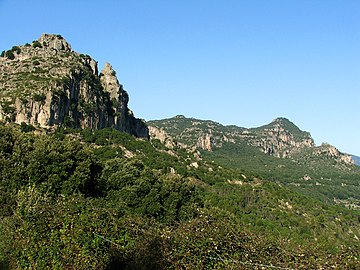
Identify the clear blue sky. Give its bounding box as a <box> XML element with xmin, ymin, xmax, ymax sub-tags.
<box><xmin>1</xmin><ymin>0</ymin><xmax>359</xmax><ymax>155</ymax></box>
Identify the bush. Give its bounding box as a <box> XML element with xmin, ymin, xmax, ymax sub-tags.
<box><xmin>5</xmin><ymin>50</ymin><xmax>15</xmax><ymax>60</ymax></box>
<box><xmin>11</xmin><ymin>46</ymin><xmax>21</xmax><ymax>54</ymax></box>
<box><xmin>0</xmin><ymin>51</ymin><xmax>4</xmax><ymax>57</ymax></box>
<box><xmin>32</xmin><ymin>41</ymin><xmax>42</xmax><ymax>48</ymax></box>
<box><xmin>33</xmin><ymin>93</ymin><xmax>46</xmax><ymax>103</ymax></box>
<box><xmin>1</xmin><ymin>101</ymin><xmax>15</xmax><ymax>114</ymax></box>
<box><xmin>20</xmin><ymin>122</ymin><xmax>35</xmax><ymax>133</ymax></box>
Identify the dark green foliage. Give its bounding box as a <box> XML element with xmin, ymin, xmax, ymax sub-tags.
<box><xmin>0</xmin><ymin>125</ymin><xmax>102</xmax><ymax>196</ymax></box>
<box><xmin>2</xmin><ymin>46</ymin><xmax>21</xmax><ymax>60</ymax></box>
<box><xmin>5</xmin><ymin>50</ymin><xmax>14</xmax><ymax>60</ymax></box>
<box><xmin>0</xmin><ymin>123</ymin><xmax>359</xmax><ymax>269</ymax></box>
<box><xmin>1</xmin><ymin>191</ymin><xmax>135</xmax><ymax>269</ymax></box>
<box><xmin>102</xmin><ymin>158</ymin><xmax>201</xmax><ymax>222</ymax></box>
<box><xmin>32</xmin><ymin>93</ymin><xmax>46</xmax><ymax>103</ymax></box>
<box><xmin>0</xmin><ymin>101</ymin><xmax>15</xmax><ymax>114</ymax></box>
<box><xmin>32</xmin><ymin>40</ymin><xmax>43</xmax><ymax>48</ymax></box>
<box><xmin>11</xmin><ymin>46</ymin><xmax>21</xmax><ymax>54</ymax></box>
<box><xmin>63</xmin><ymin>115</ymin><xmax>76</xmax><ymax>128</ymax></box>
<box><xmin>20</xmin><ymin>122</ymin><xmax>35</xmax><ymax>133</ymax></box>
<box><xmin>32</xmin><ymin>60</ymin><xmax>40</xmax><ymax>65</ymax></box>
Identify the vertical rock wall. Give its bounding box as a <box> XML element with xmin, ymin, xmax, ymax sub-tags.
<box><xmin>0</xmin><ymin>34</ymin><xmax>149</xmax><ymax>139</ymax></box>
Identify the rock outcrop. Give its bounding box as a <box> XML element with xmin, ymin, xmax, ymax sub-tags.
<box><xmin>244</xmin><ymin>118</ymin><xmax>315</xmax><ymax>158</ymax></box>
<box><xmin>148</xmin><ymin>116</ymin><xmax>354</xmax><ymax>165</ymax></box>
<box><xmin>0</xmin><ymin>33</ymin><xmax>148</xmax><ymax>139</ymax></box>
<box><xmin>148</xmin><ymin>126</ymin><xmax>177</xmax><ymax>148</ymax></box>
<box><xmin>315</xmin><ymin>143</ymin><xmax>354</xmax><ymax>165</ymax></box>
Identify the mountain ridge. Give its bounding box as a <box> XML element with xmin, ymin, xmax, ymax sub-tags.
<box><xmin>0</xmin><ymin>33</ymin><xmax>148</xmax><ymax>138</ymax></box>
<box><xmin>148</xmin><ymin>115</ymin><xmax>353</xmax><ymax>164</ymax></box>
<box><xmin>148</xmin><ymin>115</ymin><xmax>359</xmax><ymax>209</ymax></box>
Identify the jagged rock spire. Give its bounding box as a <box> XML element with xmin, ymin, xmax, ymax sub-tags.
<box><xmin>100</xmin><ymin>63</ymin><xmax>121</xmax><ymax>100</ymax></box>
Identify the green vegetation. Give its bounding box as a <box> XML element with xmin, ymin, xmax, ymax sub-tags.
<box><xmin>32</xmin><ymin>40</ymin><xmax>43</xmax><ymax>48</ymax></box>
<box><xmin>149</xmin><ymin>116</ymin><xmax>360</xmax><ymax>208</ymax></box>
<box><xmin>32</xmin><ymin>93</ymin><xmax>46</xmax><ymax>103</ymax></box>
<box><xmin>2</xmin><ymin>46</ymin><xmax>22</xmax><ymax>60</ymax></box>
<box><xmin>0</xmin><ymin>123</ymin><xmax>359</xmax><ymax>269</ymax></box>
<box><xmin>20</xmin><ymin>122</ymin><xmax>35</xmax><ymax>132</ymax></box>
<box><xmin>11</xmin><ymin>46</ymin><xmax>21</xmax><ymax>54</ymax></box>
<box><xmin>5</xmin><ymin>50</ymin><xmax>15</xmax><ymax>60</ymax></box>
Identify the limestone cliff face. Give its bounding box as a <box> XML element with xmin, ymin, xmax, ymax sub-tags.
<box><xmin>315</xmin><ymin>143</ymin><xmax>354</xmax><ymax>165</ymax></box>
<box><xmin>148</xmin><ymin>126</ymin><xmax>179</xmax><ymax>148</ymax></box>
<box><xmin>148</xmin><ymin>116</ymin><xmax>315</xmax><ymax>156</ymax></box>
<box><xmin>0</xmin><ymin>33</ymin><xmax>148</xmax><ymax>139</ymax></box>
<box><xmin>148</xmin><ymin>116</ymin><xmax>354</xmax><ymax>165</ymax></box>
<box><xmin>244</xmin><ymin>118</ymin><xmax>315</xmax><ymax>158</ymax></box>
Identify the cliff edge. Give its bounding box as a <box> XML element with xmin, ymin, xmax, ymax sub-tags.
<box><xmin>0</xmin><ymin>33</ymin><xmax>148</xmax><ymax>139</ymax></box>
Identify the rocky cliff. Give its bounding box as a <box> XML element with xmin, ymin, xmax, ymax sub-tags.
<box><xmin>148</xmin><ymin>116</ymin><xmax>354</xmax><ymax>165</ymax></box>
<box><xmin>0</xmin><ymin>33</ymin><xmax>148</xmax><ymax>138</ymax></box>
<box><xmin>244</xmin><ymin>118</ymin><xmax>315</xmax><ymax>158</ymax></box>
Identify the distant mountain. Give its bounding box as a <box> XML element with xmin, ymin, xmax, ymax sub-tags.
<box><xmin>352</xmin><ymin>155</ymin><xmax>360</xmax><ymax>166</ymax></box>
<box><xmin>148</xmin><ymin>115</ymin><xmax>360</xmax><ymax>208</ymax></box>
<box><xmin>148</xmin><ymin>115</ymin><xmax>352</xmax><ymax>163</ymax></box>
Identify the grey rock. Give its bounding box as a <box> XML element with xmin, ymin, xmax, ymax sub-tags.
<box><xmin>0</xmin><ymin>34</ymin><xmax>149</xmax><ymax>139</ymax></box>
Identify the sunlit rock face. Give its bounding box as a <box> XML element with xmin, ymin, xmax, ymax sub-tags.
<box><xmin>0</xmin><ymin>34</ymin><xmax>148</xmax><ymax>139</ymax></box>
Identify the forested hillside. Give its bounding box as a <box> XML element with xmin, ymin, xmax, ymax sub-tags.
<box><xmin>0</xmin><ymin>122</ymin><xmax>359</xmax><ymax>269</ymax></box>
<box><xmin>149</xmin><ymin>116</ymin><xmax>360</xmax><ymax>210</ymax></box>
<box><xmin>1</xmin><ymin>34</ymin><xmax>359</xmax><ymax>269</ymax></box>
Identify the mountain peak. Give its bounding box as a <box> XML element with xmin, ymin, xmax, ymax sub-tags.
<box><xmin>272</xmin><ymin>117</ymin><xmax>291</xmax><ymax>123</ymax></box>
<box><xmin>38</xmin><ymin>33</ymin><xmax>72</xmax><ymax>52</ymax></box>
<box><xmin>271</xmin><ymin>117</ymin><xmax>298</xmax><ymax>128</ymax></box>
<box><xmin>0</xmin><ymin>34</ymin><xmax>148</xmax><ymax>138</ymax></box>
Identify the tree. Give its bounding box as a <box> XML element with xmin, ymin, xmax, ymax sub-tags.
<box><xmin>32</xmin><ymin>41</ymin><xmax>43</xmax><ymax>48</ymax></box>
<box><xmin>5</xmin><ymin>50</ymin><xmax>15</xmax><ymax>60</ymax></box>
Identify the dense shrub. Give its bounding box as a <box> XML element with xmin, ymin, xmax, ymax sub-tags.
<box><xmin>11</xmin><ymin>46</ymin><xmax>21</xmax><ymax>54</ymax></box>
<box><xmin>32</xmin><ymin>40</ymin><xmax>43</xmax><ymax>48</ymax></box>
<box><xmin>0</xmin><ymin>123</ymin><xmax>358</xmax><ymax>269</ymax></box>
<box><xmin>5</xmin><ymin>50</ymin><xmax>14</xmax><ymax>60</ymax></box>
<box><xmin>32</xmin><ymin>93</ymin><xmax>46</xmax><ymax>103</ymax></box>
<box><xmin>20</xmin><ymin>122</ymin><xmax>35</xmax><ymax>133</ymax></box>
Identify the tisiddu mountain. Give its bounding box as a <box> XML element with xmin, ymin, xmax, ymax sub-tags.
<box><xmin>0</xmin><ymin>35</ymin><xmax>359</xmax><ymax>269</ymax></box>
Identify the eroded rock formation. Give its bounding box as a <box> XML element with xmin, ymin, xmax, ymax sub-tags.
<box><xmin>0</xmin><ymin>33</ymin><xmax>148</xmax><ymax>139</ymax></box>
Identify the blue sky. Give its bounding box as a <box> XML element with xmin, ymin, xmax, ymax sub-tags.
<box><xmin>1</xmin><ymin>0</ymin><xmax>359</xmax><ymax>155</ymax></box>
